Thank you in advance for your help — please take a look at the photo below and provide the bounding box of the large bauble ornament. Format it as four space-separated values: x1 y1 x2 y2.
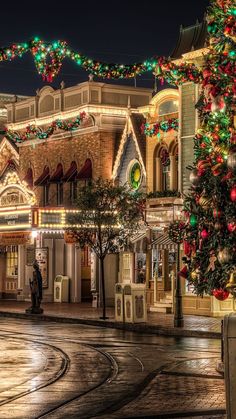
230 186 236 202
212 289 229 301
189 214 197 227
201 229 209 239
214 222 222 231
199 196 212 209
227 221 236 233
189 169 200 186
213 208 221 218
218 248 231 264
227 152 236 171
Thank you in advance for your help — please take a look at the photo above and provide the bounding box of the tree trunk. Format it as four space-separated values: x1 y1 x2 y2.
100 256 107 319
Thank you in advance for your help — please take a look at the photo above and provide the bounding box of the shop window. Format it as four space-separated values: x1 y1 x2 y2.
57 183 63 206
6 246 18 277
135 253 146 283
152 248 162 280
43 184 50 206
70 181 77 204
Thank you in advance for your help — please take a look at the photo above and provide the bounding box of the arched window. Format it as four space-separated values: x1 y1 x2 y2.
160 148 170 191
158 99 178 116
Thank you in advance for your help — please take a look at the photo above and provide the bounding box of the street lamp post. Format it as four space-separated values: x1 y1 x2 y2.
171 204 184 328
174 242 184 327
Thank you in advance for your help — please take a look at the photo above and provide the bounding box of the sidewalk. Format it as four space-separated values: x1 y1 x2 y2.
0 301 222 338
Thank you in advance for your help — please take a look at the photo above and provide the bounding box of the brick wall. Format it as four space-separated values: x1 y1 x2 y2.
19 130 117 206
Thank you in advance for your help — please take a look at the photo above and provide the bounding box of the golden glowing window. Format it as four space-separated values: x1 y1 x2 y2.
6 246 18 277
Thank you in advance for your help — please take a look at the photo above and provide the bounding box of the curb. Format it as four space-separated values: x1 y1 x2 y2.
122 408 226 418
0 311 221 339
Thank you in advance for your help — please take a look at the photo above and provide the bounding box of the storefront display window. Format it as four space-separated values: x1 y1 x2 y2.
6 245 18 277
135 253 146 283
152 249 162 281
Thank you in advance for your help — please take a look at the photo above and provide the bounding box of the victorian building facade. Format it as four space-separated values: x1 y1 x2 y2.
0 81 152 304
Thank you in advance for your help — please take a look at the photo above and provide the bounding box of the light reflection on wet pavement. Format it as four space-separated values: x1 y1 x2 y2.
0 318 226 418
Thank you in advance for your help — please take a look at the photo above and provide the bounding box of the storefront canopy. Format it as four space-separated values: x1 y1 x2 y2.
151 233 177 251
34 166 50 186
130 231 147 253
23 167 33 188
49 163 63 183
77 159 92 180
62 161 77 182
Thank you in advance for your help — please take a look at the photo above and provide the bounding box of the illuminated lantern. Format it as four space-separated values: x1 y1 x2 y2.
212 289 229 301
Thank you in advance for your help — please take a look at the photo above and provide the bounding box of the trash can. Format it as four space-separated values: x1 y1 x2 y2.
224 313 236 419
124 283 147 323
54 275 69 302
115 284 124 322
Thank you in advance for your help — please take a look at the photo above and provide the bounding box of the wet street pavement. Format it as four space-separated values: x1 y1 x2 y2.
0 318 226 418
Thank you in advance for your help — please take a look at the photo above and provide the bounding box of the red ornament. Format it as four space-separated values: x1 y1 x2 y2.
227 222 236 233
230 186 236 202
201 229 209 239
178 265 188 279
213 289 229 301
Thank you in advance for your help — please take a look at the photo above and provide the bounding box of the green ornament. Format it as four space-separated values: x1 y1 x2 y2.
189 214 197 227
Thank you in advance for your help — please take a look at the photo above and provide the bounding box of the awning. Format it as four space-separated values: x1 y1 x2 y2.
77 159 92 180
23 168 33 188
49 163 63 183
130 231 147 253
62 161 77 182
34 166 50 186
151 233 177 251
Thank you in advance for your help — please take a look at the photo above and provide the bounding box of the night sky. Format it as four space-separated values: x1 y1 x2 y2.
0 0 209 96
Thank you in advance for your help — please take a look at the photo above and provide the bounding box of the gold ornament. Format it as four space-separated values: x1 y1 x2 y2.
226 269 236 297
199 196 212 209
218 248 231 264
191 269 199 280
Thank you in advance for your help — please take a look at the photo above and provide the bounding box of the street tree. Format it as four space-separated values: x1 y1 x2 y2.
66 178 145 319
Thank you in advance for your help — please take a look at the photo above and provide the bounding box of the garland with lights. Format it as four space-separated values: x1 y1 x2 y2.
178 0 236 300
141 118 179 138
0 38 202 83
5 112 87 143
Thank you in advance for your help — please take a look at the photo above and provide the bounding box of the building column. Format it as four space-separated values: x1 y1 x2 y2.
155 157 162 191
170 155 177 190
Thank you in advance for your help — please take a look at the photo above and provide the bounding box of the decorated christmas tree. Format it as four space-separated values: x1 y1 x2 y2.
182 0 236 300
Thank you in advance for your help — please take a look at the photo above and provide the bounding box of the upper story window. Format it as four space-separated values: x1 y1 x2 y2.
160 148 171 191
158 100 178 116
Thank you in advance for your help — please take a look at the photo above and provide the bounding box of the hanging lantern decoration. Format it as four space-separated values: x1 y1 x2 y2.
212 288 229 301
189 214 197 227
189 169 200 186
218 248 231 264
227 152 236 171
226 269 236 297
230 186 236 202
